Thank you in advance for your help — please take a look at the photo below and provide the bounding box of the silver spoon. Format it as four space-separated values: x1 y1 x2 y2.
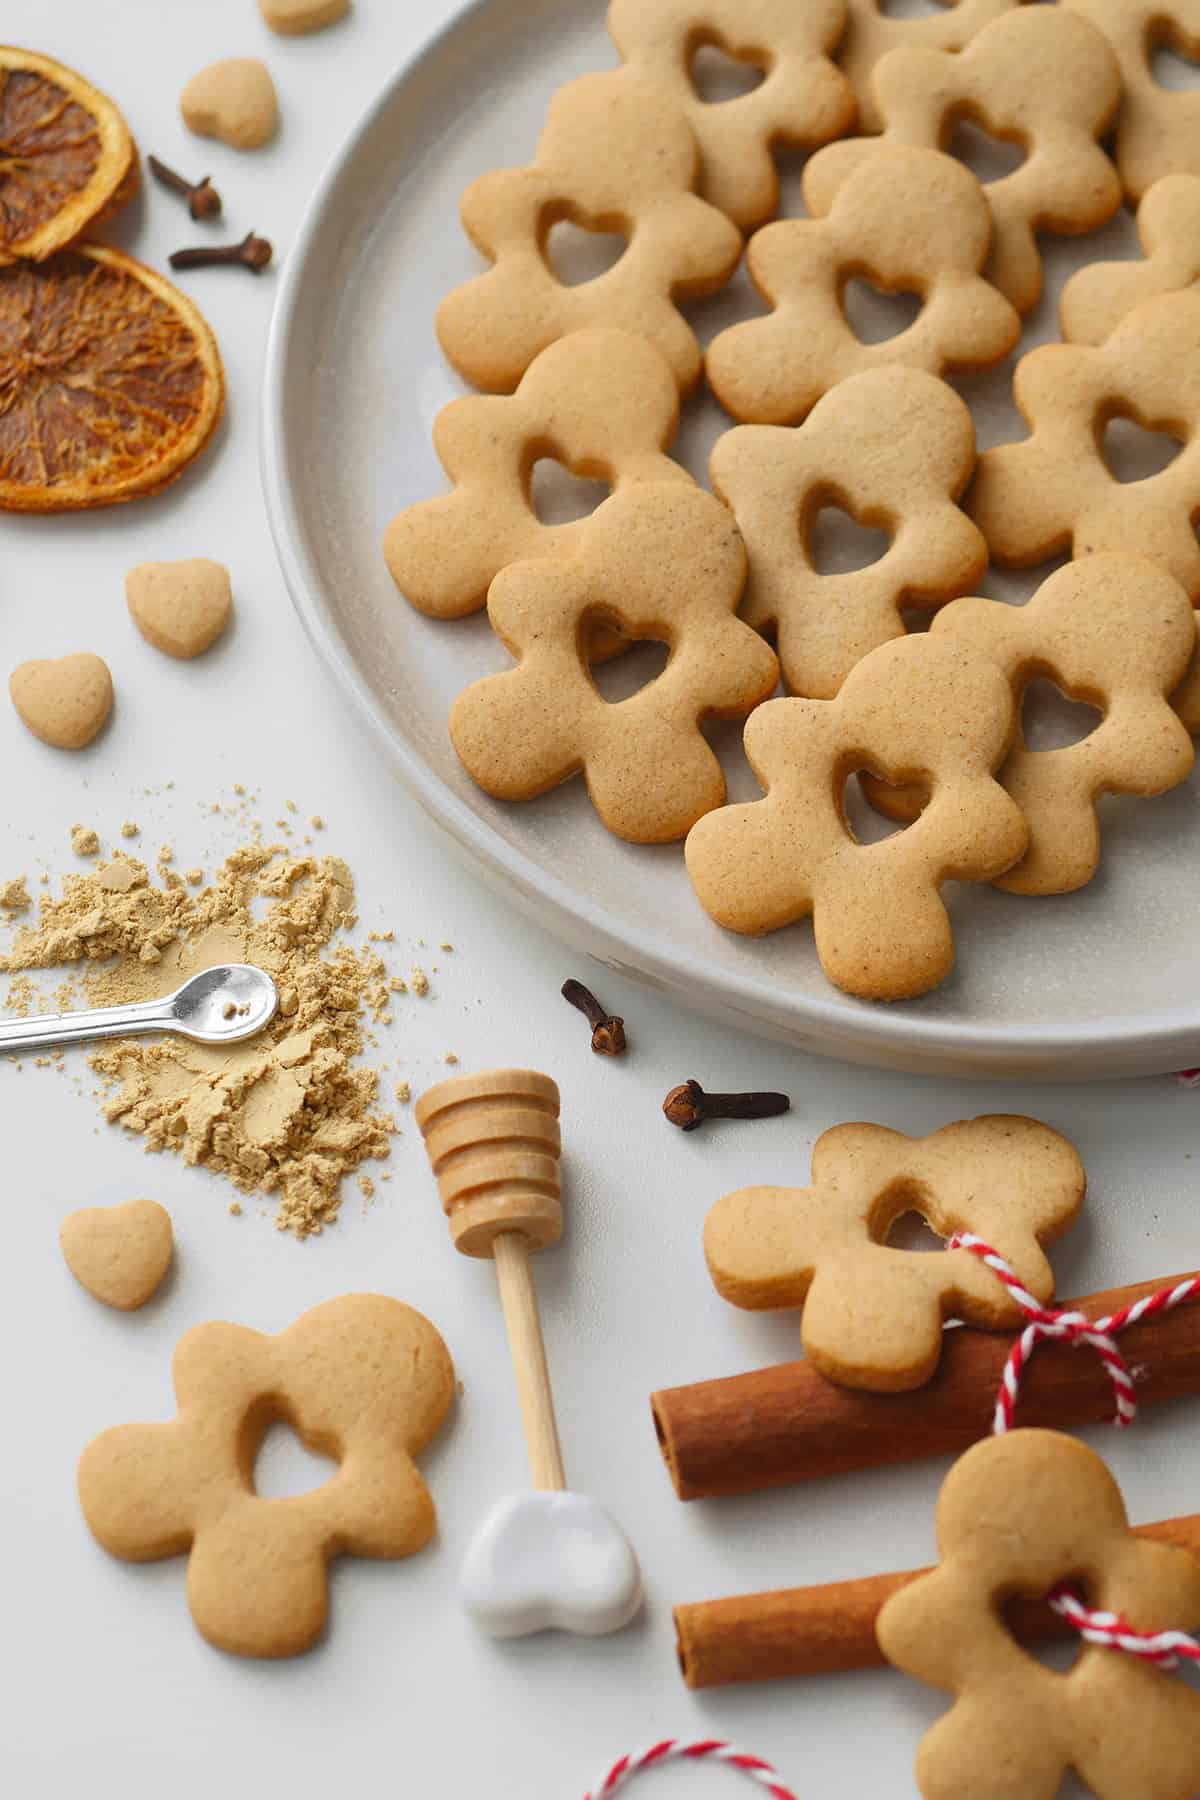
0 964 279 1057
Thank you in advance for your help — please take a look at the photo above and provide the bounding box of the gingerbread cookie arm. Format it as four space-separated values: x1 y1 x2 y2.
1061 174 1200 344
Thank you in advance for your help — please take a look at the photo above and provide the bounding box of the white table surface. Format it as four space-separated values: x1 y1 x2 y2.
3 4 1198 1797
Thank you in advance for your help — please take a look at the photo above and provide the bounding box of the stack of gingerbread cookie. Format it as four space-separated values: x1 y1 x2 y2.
384 0 1200 1004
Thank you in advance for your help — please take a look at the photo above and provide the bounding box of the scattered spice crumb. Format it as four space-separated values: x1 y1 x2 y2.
388 977 407 995
229 1201 242 1217
358 1174 375 1200
311 816 324 830
439 941 454 952
368 930 394 943
394 1080 411 1104
120 821 139 839
0 877 30 913
410 967 430 996
233 784 246 796
185 868 203 886
444 1052 458 1066
1 845 397 1238
286 800 297 814
71 826 100 857
157 845 174 865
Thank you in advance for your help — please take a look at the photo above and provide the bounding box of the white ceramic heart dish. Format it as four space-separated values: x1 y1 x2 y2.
460 1490 643 1639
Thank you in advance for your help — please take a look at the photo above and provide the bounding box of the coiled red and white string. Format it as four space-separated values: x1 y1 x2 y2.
949 1231 1200 1668
583 1739 797 1799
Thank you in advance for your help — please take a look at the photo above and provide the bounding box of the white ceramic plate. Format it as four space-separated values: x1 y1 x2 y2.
262 0 1200 1080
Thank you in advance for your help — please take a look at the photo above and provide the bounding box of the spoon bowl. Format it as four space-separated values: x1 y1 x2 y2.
170 964 280 1043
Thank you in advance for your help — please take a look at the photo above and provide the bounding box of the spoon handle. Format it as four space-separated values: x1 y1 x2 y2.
0 995 177 1056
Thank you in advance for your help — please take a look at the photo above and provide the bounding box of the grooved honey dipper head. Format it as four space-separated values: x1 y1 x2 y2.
416 1068 562 1258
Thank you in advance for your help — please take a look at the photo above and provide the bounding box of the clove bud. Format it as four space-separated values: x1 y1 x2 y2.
169 230 273 274
561 978 626 1056
663 1079 790 1132
148 155 222 221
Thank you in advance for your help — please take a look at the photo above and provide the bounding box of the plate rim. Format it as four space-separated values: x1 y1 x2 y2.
259 0 1200 1080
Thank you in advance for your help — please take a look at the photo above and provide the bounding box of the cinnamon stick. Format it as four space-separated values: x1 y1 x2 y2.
675 1513 1200 1688
652 1270 1200 1500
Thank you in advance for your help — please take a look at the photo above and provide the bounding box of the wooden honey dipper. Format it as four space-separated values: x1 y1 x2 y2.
417 1068 642 1639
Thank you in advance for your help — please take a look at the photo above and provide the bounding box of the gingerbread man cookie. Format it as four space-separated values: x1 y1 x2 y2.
684 634 1028 1000
705 1116 1085 1391
606 0 855 232
449 484 779 843
838 0 1017 133
971 289 1200 599
383 329 689 624
863 557 1197 894
804 8 1122 313
77 1295 454 1658
710 365 987 698
1061 174 1200 344
878 1430 1200 1800
436 69 741 397
706 148 1019 425
1065 0 1200 199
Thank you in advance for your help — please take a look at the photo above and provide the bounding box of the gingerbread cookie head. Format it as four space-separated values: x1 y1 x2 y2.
1064 0 1200 199
684 633 1027 1000
606 0 855 232
864 556 1197 894
449 484 779 843
710 365 986 698
1061 173 1200 345
878 1430 1200 1800
77 1295 454 1657
804 7 1122 313
436 69 741 397
838 0 1017 134
706 148 1019 425
383 328 689 622
705 1116 1085 1391
971 289 1200 599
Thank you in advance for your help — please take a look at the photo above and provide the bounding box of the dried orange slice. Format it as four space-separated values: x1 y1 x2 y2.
0 245 224 511
0 47 138 263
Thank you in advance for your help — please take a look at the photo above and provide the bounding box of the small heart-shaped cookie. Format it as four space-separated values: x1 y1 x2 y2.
9 654 113 749
181 59 278 151
126 559 233 659
260 0 349 32
60 1200 174 1312
460 1491 642 1638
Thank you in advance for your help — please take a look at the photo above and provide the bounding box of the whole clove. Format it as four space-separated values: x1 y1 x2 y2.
663 1079 790 1132
169 230 273 274
148 155 222 221
561 978 626 1056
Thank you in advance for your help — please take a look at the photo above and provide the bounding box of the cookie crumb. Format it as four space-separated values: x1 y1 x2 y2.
157 845 174 865
358 1174 375 1200
0 877 30 913
394 1080 411 1104
71 826 100 857
311 815 324 830
439 941 454 952
444 1052 458 1066
410 967 429 996
229 1201 242 1217
185 867 204 886
120 821 139 839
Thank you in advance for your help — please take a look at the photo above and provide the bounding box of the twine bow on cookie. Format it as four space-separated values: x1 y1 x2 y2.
948 1231 1200 1432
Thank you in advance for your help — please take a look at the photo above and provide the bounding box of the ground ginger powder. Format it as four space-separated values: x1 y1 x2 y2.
1 845 399 1237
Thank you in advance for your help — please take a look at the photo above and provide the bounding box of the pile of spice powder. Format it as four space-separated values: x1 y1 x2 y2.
0 845 400 1237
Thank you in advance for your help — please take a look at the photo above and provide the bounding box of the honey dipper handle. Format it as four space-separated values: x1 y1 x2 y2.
493 1232 567 1492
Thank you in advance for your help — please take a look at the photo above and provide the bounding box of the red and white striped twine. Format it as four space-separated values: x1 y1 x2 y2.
949 1231 1200 1668
583 1739 797 1800
946 1232 1200 1434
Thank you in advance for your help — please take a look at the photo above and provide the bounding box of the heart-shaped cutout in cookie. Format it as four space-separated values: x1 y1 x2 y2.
126 559 232 660
10 654 113 749
60 1200 174 1311
460 1491 642 1638
180 59 278 151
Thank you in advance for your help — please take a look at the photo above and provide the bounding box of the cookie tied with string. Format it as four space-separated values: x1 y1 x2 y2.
878 1430 1200 1800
